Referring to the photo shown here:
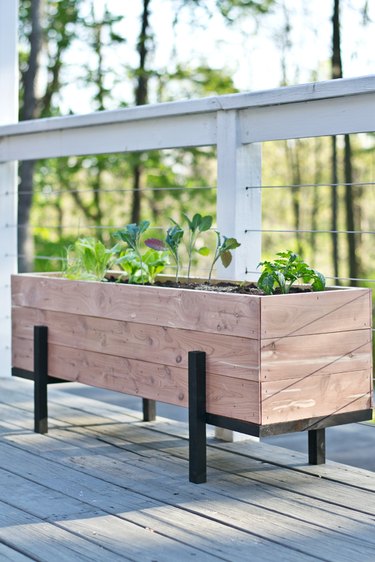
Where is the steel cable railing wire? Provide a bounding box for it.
[1,185,217,198]
[10,181,375,284]
[245,181,375,190]
[246,228,375,235]
[8,224,375,235]
[2,180,375,198]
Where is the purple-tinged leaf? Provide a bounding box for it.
[145,238,167,251]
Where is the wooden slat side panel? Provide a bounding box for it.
[49,343,189,406]
[12,339,260,423]
[260,329,372,382]
[11,274,261,339]
[261,370,372,424]
[12,306,260,381]
[12,336,33,372]
[206,375,260,423]
[260,288,371,339]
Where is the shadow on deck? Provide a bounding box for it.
[0,377,374,561]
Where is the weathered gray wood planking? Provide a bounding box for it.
[0,378,374,562]
[0,542,34,562]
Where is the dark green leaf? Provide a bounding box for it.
[199,215,213,232]
[191,213,202,231]
[220,250,232,268]
[258,272,274,295]
[311,271,326,291]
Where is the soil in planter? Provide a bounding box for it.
[106,276,313,295]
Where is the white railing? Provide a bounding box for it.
[1,0,375,376]
[0,0,18,376]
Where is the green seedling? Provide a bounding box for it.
[208,232,241,281]
[258,250,326,295]
[65,237,114,282]
[115,248,169,284]
[145,218,184,282]
[112,220,150,284]
[183,213,212,280]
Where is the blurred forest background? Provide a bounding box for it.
[18,0,375,286]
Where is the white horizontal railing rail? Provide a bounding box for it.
[1,2,375,377]
[1,75,375,161]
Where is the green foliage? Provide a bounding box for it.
[115,248,169,284]
[65,237,114,281]
[182,213,213,280]
[33,233,77,272]
[208,232,241,281]
[258,250,326,295]
[146,219,240,284]
[165,220,185,272]
[146,219,185,283]
[113,221,150,283]
[216,0,276,20]
[113,220,150,252]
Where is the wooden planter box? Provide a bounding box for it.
[12,273,373,427]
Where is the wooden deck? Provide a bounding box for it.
[0,378,374,562]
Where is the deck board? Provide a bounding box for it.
[0,542,34,562]
[0,378,374,562]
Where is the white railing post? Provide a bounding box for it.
[0,0,18,376]
[216,110,262,281]
[215,110,262,442]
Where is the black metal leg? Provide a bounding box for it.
[34,326,49,434]
[308,428,326,464]
[188,351,207,484]
[142,398,156,421]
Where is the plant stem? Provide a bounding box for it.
[208,256,217,282]
[175,255,179,283]
[187,234,195,281]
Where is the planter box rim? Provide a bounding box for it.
[11,271,364,298]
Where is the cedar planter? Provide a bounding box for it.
[11,273,373,426]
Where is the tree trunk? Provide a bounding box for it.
[330,136,340,282]
[310,137,323,263]
[131,0,151,224]
[331,0,342,284]
[18,162,37,273]
[331,0,359,285]
[18,0,44,272]
[344,134,359,284]
[330,0,341,283]
[284,141,303,256]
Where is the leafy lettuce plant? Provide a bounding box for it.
[208,232,241,281]
[182,213,212,280]
[65,237,115,282]
[115,248,169,284]
[112,221,150,284]
[258,250,326,295]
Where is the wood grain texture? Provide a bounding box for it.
[11,274,261,339]
[3,376,375,562]
[11,336,33,372]
[205,373,260,423]
[260,288,371,339]
[17,338,189,406]
[261,370,372,424]
[13,338,260,422]
[11,274,373,426]
[260,329,372,382]
[12,306,260,381]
